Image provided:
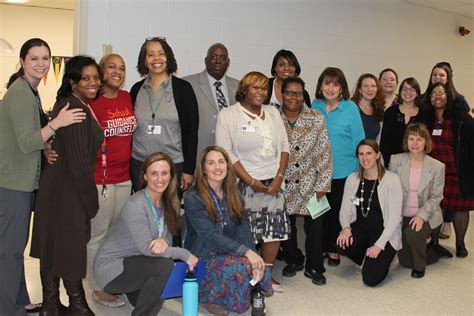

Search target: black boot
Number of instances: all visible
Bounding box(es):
[39,272,67,316]
[62,279,94,316]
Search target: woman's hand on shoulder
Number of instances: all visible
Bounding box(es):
[186,254,198,271]
[148,238,168,255]
[52,103,86,129]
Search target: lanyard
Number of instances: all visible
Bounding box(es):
[144,188,164,238]
[209,189,226,233]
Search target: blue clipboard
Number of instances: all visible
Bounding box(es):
[160,261,207,299]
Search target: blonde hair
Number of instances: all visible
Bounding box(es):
[235,71,268,102]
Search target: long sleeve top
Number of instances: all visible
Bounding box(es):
[183,187,254,259]
[94,189,191,289]
[339,171,403,250]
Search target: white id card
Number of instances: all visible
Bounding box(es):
[241,125,256,132]
[432,129,442,136]
[147,125,162,135]
[350,196,360,206]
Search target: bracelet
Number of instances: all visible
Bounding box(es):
[48,124,57,134]
[277,173,284,179]
[249,178,255,187]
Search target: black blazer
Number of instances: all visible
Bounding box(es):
[130,76,199,175]
[265,77,311,108]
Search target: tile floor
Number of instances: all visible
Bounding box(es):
[24,217,473,315]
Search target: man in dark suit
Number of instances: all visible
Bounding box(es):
[183,43,239,159]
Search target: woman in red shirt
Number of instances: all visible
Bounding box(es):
[88,54,137,307]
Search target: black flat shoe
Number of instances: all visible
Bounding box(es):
[304,270,326,285]
[411,269,425,279]
[327,256,340,266]
[282,263,304,277]
[456,245,468,258]
[434,244,453,258]
[25,303,42,313]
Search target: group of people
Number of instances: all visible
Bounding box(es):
[0,36,473,316]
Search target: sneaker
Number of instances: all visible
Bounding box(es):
[282,263,304,277]
[304,269,326,285]
[251,283,266,316]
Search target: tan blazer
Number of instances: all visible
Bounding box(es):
[389,153,445,229]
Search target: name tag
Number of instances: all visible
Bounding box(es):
[147,125,162,135]
[432,129,442,136]
[350,196,360,206]
[241,125,256,132]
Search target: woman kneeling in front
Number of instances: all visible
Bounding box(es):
[184,146,272,315]
[94,152,197,315]
[337,139,403,287]
[389,123,445,278]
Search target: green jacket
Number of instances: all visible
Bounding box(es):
[0,77,45,192]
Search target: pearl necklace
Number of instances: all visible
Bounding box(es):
[360,178,378,218]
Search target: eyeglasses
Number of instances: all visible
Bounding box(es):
[402,87,416,93]
[283,89,304,98]
[430,93,447,98]
[207,55,228,62]
[146,36,166,42]
[381,77,396,82]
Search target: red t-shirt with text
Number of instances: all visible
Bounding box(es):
[90,90,137,184]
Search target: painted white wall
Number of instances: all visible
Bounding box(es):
[75,0,472,105]
[0,4,74,110]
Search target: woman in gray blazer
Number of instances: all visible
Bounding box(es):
[389,123,445,279]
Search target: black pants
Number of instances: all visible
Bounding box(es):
[281,214,325,273]
[104,256,174,316]
[398,217,440,271]
[338,221,396,287]
[323,178,346,253]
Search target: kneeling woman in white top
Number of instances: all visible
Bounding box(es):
[337,139,403,287]
[389,123,445,279]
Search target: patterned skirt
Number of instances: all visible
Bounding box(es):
[199,255,273,314]
[238,181,290,243]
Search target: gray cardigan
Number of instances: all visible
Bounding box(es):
[0,78,45,191]
[389,153,445,229]
[93,190,191,289]
[339,170,403,251]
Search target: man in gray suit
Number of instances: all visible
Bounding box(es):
[183,43,239,160]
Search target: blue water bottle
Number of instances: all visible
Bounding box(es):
[182,271,198,316]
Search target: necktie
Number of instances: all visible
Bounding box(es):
[214,81,227,110]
